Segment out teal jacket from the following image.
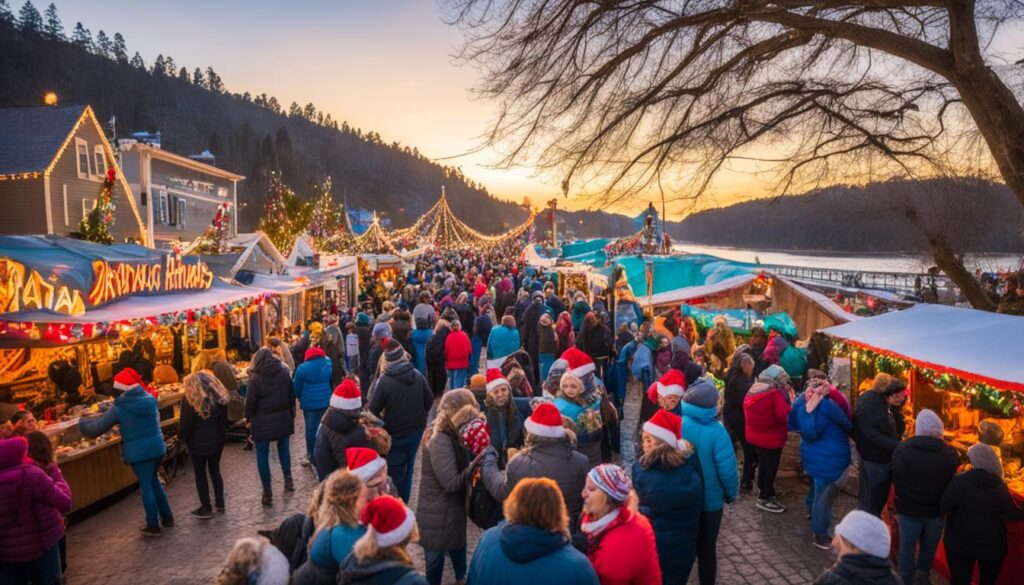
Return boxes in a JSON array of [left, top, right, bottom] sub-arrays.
[[486, 325, 521, 362], [79, 385, 166, 464], [309, 524, 366, 568], [293, 356, 333, 410], [681, 403, 739, 511]]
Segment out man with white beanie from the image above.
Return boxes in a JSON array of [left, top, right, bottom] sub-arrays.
[[891, 409, 959, 585], [813, 510, 901, 585]]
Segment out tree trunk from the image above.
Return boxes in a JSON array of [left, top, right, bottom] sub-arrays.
[[924, 231, 998, 312]]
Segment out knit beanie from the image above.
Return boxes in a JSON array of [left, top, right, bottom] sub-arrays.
[[587, 464, 631, 504], [968, 442, 1003, 478], [468, 374, 487, 392], [914, 409, 944, 439], [758, 364, 791, 386], [371, 322, 392, 341], [459, 417, 491, 458], [682, 361, 704, 386], [683, 378, 719, 409], [835, 510, 890, 558], [382, 338, 405, 363]]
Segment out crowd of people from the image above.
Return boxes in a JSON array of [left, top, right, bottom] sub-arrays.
[[2, 240, 1023, 585]]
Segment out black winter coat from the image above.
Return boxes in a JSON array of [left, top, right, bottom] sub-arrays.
[[852, 391, 904, 463], [576, 325, 611, 360], [391, 320, 415, 360], [812, 554, 901, 585], [244, 351, 295, 442], [454, 303, 475, 336], [520, 302, 544, 355], [275, 513, 316, 571], [722, 367, 754, 433], [178, 399, 228, 457], [425, 327, 450, 368], [313, 408, 371, 480], [891, 435, 959, 517], [941, 469, 1024, 558], [368, 361, 433, 437]]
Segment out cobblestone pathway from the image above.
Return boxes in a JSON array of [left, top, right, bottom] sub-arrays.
[[65, 381, 948, 584]]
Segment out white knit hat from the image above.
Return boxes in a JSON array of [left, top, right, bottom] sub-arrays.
[[835, 510, 890, 558]]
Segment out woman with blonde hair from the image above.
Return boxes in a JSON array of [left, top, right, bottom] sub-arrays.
[[268, 336, 296, 374], [415, 389, 481, 585], [217, 536, 289, 585], [293, 470, 367, 585], [467, 478, 598, 584], [179, 371, 230, 518], [337, 495, 428, 584], [553, 373, 604, 467]]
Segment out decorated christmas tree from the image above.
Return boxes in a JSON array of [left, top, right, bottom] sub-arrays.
[[258, 172, 302, 253], [74, 167, 117, 244], [193, 202, 232, 254], [307, 177, 345, 252]]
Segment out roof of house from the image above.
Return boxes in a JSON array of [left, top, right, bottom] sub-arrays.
[[122, 142, 244, 181], [0, 105, 88, 175]]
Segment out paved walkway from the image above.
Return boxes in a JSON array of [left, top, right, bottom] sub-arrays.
[[64, 381, 946, 584]]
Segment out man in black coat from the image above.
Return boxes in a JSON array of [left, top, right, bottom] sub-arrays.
[[852, 374, 907, 516], [518, 291, 546, 383]]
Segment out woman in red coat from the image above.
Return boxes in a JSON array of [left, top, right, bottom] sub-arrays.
[[444, 320, 472, 390], [743, 365, 795, 514], [580, 464, 661, 585]]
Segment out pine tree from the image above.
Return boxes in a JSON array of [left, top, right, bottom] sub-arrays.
[[288, 102, 301, 117], [0, 0, 13, 25], [152, 54, 165, 76], [178, 66, 188, 81], [42, 3, 62, 40], [129, 51, 145, 69], [94, 30, 111, 57], [112, 32, 127, 63], [267, 96, 280, 114], [70, 22, 91, 50], [192, 67, 204, 86], [303, 103, 316, 120], [164, 55, 176, 76], [18, 0, 42, 33], [205, 67, 224, 92], [258, 172, 302, 253], [74, 167, 117, 245]]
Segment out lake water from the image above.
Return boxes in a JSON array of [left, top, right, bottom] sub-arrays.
[[673, 243, 1022, 274]]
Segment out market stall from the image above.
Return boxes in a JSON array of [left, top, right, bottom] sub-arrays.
[[823, 305, 1024, 585]]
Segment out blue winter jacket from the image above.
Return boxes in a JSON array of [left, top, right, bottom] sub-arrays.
[[293, 356, 333, 410], [79, 385, 166, 464], [632, 458, 704, 585], [681, 403, 739, 511], [624, 340, 654, 381], [308, 523, 366, 568], [411, 328, 432, 375], [486, 325, 521, 363], [788, 394, 851, 483], [467, 522, 598, 585]]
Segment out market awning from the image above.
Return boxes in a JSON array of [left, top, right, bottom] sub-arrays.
[[821, 304, 1024, 391], [649, 274, 756, 306]]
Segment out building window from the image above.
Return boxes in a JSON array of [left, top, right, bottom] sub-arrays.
[[158, 191, 168, 224], [75, 138, 90, 178], [177, 199, 187, 230], [82, 198, 96, 220], [93, 146, 107, 177], [62, 185, 69, 226]]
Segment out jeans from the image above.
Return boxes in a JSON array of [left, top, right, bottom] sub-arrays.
[[302, 407, 326, 459], [755, 446, 782, 499], [345, 355, 358, 372], [424, 547, 467, 585], [387, 431, 424, 503], [448, 368, 468, 391], [469, 336, 482, 377], [255, 439, 292, 493], [131, 455, 173, 528], [945, 545, 1004, 585], [898, 515, 944, 578], [804, 478, 840, 537], [696, 508, 724, 584], [0, 542, 62, 585], [191, 450, 225, 509], [858, 459, 892, 516]]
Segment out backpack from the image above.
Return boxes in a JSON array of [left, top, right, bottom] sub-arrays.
[[465, 461, 503, 530]]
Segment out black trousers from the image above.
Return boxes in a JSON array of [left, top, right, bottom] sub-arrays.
[[725, 419, 758, 489], [945, 546, 1004, 585], [191, 449, 224, 508], [696, 508, 724, 585], [755, 446, 782, 499]]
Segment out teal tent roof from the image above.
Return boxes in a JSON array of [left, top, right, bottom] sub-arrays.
[[602, 254, 753, 297]]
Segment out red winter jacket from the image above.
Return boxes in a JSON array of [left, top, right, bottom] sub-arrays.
[[444, 330, 472, 370], [743, 383, 790, 449], [0, 437, 73, 563], [584, 507, 662, 585]]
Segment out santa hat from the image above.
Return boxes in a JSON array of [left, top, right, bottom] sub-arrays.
[[560, 347, 595, 377], [485, 368, 510, 393], [655, 369, 685, 398], [524, 402, 565, 439], [330, 379, 361, 410], [113, 367, 155, 397], [642, 409, 686, 449], [361, 495, 416, 547], [345, 447, 386, 482]]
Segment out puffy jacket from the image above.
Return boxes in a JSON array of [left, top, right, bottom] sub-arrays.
[[487, 325, 521, 364], [632, 457, 704, 584], [425, 327, 450, 369], [178, 397, 228, 458], [583, 507, 662, 585], [0, 437, 73, 563], [743, 383, 790, 449], [368, 361, 433, 437], [297, 523, 366, 583], [721, 368, 754, 434], [812, 554, 901, 585], [80, 385, 166, 463], [940, 469, 1024, 558], [336, 556, 428, 585], [312, 408, 372, 480], [787, 395, 851, 483], [244, 350, 296, 442], [445, 330, 472, 370], [681, 403, 739, 511], [293, 354, 334, 410], [891, 435, 959, 518], [570, 301, 591, 332], [416, 429, 473, 552], [852, 391, 904, 464], [467, 522, 598, 585]]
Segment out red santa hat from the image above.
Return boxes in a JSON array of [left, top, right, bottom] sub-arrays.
[[642, 409, 686, 449], [655, 369, 685, 398], [524, 402, 566, 439], [113, 367, 155, 397], [330, 379, 362, 410], [485, 368, 510, 393], [360, 495, 416, 547], [345, 447, 386, 482], [560, 347, 595, 377]]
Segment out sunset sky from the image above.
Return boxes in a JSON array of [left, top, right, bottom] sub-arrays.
[[42, 0, 1020, 219]]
